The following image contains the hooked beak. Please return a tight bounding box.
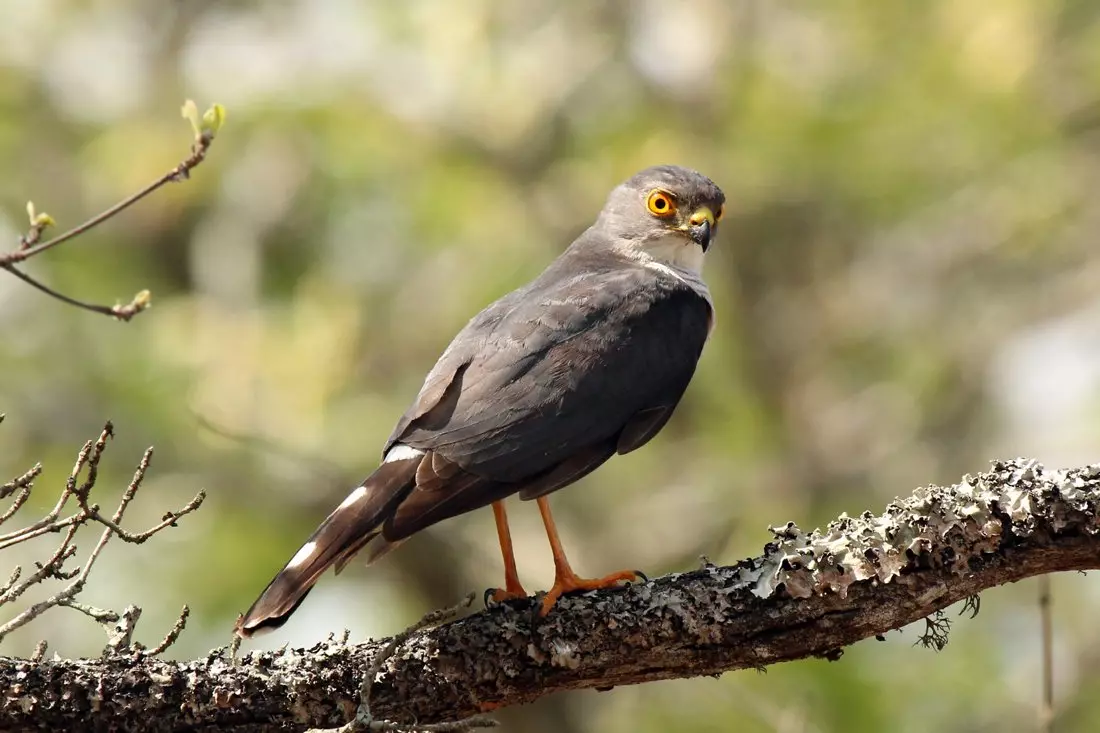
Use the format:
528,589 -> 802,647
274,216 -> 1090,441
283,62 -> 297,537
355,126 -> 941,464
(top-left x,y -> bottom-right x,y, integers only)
686,207 -> 716,251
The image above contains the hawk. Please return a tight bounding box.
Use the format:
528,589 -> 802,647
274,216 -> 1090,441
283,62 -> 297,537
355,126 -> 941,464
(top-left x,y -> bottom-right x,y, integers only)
236,165 -> 724,636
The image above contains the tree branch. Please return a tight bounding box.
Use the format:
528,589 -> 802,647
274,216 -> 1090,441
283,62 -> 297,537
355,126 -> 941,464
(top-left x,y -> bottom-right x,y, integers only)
3,457 -> 1100,732
0,422 -> 205,646
0,100 -> 224,320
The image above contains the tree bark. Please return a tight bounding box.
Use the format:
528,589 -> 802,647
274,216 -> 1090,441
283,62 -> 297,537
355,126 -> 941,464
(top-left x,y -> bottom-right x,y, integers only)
3,458 -> 1100,732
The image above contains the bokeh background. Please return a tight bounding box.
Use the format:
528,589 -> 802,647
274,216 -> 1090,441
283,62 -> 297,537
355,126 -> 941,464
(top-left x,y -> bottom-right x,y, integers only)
3,1 -> 1100,731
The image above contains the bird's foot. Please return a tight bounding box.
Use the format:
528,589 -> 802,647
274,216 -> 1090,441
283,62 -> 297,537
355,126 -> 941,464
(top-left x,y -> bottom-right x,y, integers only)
539,568 -> 645,616
484,579 -> 528,607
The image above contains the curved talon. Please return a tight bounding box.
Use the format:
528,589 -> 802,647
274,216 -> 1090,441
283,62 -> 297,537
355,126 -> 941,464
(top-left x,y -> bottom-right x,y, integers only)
631,569 -> 648,584
485,585 -> 527,607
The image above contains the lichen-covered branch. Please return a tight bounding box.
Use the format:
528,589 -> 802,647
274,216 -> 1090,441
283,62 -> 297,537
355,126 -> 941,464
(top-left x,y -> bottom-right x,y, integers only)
4,458 -> 1100,732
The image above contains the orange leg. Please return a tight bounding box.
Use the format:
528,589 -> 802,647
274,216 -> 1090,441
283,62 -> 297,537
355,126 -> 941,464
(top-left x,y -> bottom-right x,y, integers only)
487,500 -> 527,603
536,496 -> 641,616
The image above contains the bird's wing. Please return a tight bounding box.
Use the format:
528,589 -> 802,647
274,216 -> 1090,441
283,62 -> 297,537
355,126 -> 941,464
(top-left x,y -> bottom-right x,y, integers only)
381,259 -> 711,533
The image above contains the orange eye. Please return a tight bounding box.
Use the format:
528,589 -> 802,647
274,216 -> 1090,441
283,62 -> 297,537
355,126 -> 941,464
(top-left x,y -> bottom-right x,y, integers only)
646,190 -> 677,218
715,204 -> 725,222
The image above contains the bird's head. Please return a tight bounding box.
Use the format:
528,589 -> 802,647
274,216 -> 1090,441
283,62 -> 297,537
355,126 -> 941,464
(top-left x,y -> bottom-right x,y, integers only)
595,165 -> 725,275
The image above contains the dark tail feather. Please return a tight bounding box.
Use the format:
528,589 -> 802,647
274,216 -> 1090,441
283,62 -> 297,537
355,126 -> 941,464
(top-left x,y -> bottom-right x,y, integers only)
234,456 -> 420,638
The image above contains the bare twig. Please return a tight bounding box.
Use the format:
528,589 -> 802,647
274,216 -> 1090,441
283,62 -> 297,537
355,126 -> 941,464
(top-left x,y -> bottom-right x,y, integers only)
79,489 -> 206,545
0,515 -> 117,643
0,438 -> 94,550
0,101 -> 224,319
0,462 -> 40,500
1039,575 -> 1054,732
0,523 -> 81,607
0,485 -> 32,525
113,447 -> 153,522
0,567 -> 21,597
0,263 -> 151,321
0,423 -> 203,651
144,606 -> 190,657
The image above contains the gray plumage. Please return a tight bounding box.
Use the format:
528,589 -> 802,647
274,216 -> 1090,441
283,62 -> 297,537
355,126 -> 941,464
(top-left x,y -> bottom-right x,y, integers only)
236,165 -> 725,637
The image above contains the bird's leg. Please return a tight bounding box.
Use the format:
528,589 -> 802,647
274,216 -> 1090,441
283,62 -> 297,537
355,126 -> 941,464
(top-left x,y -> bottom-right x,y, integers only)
486,500 -> 527,603
536,496 -> 641,616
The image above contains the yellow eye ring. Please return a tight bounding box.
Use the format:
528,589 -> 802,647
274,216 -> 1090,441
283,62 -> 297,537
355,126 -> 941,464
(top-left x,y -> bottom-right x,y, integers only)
715,203 -> 725,222
646,190 -> 677,218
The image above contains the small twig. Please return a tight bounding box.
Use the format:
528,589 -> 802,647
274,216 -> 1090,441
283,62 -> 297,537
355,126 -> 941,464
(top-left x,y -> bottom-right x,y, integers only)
0,101 -> 224,319
0,424 -> 204,647
59,599 -> 143,654
74,424 -> 113,499
2,128 -> 218,267
144,606 -> 190,657
0,523 -> 80,609
29,639 -> 47,663
0,462 -> 40,500
0,485 -> 31,525
113,448 -> 153,523
0,514 -> 82,552
0,429 -> 112,550
195,414 -> 349,485
0,431 -> 97,545
0,440 -> 93,548
1039,575 -> 1054,733
70,432 -> 205,543
0,264 -> 151,321
0,567 -> 20,597
58,599 -> 119,626
82,490 -> 206,544
227,632 -> 242,664
0,516 -> 115,643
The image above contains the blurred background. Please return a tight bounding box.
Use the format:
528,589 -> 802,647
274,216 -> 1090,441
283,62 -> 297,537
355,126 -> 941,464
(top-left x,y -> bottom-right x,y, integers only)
3,1 -> 1100,731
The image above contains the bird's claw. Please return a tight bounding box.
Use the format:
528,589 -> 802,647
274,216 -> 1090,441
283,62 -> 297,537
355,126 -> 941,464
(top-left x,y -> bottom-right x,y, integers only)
484,586 -> 528,608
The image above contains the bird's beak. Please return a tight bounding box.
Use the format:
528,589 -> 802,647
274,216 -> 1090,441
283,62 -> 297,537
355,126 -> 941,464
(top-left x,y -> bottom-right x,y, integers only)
686,207 -> 715,251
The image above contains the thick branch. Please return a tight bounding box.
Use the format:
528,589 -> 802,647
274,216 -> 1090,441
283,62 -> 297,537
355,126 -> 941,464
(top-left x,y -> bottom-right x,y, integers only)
3,458 -> 1100,732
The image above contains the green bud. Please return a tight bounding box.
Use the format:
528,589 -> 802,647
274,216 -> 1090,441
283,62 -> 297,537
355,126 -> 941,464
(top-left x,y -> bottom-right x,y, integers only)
180,100 -> 202,137
26,202 -> 55,229
201,104 -> 226,136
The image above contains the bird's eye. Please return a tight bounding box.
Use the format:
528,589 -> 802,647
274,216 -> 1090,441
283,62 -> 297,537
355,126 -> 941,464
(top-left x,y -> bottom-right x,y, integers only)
646,191 -> 677,218
715,204 -> 725,222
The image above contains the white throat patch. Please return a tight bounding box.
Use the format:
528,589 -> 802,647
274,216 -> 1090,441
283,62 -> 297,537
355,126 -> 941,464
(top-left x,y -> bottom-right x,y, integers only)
633,233 -> 705,274
613,234 -> 712,305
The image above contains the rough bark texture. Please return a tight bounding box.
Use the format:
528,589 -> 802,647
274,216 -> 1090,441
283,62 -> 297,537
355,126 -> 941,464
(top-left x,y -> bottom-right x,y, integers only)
4,458 -> 1100,732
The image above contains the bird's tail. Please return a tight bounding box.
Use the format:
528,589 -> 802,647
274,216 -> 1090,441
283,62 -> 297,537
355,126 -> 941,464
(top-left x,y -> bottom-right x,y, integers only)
234,454 -> 421,638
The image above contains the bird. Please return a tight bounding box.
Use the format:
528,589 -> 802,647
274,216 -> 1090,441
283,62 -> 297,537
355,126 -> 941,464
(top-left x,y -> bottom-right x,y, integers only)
235,165 -> 725,637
